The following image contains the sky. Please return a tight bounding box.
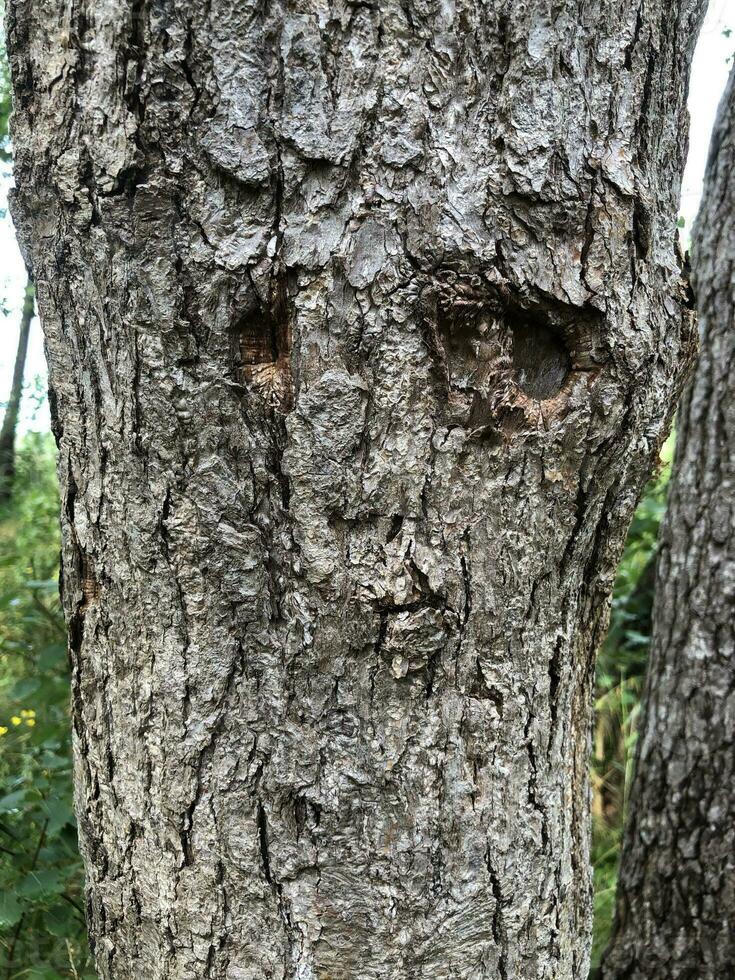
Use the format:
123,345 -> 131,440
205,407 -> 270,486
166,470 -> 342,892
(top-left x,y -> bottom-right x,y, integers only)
1,0 -> 733,434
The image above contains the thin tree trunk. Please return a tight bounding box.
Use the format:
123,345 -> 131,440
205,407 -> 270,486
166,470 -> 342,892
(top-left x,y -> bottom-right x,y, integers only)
600,63 -> 735,980
6,2 -> 704,977
0,275 -> 33,503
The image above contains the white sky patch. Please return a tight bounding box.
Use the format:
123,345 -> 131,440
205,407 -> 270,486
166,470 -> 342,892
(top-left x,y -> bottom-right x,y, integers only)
680,0 -> 735,237
0,2 -> 733,433
0,173 -> 49,432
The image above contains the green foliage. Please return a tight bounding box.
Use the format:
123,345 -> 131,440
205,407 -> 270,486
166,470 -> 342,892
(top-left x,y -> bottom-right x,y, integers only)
0,433 -> 92,979
589,435 -> 673,971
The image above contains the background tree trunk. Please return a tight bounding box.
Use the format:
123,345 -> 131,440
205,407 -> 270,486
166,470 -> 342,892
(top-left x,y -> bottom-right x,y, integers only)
7,2 -> 703,977
0,275 -> 34,503
600,63 -> 735,980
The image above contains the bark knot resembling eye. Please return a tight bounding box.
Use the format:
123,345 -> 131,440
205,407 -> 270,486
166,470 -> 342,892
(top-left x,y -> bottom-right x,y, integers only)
510,320 -> 571,400
235,304 -> 293,412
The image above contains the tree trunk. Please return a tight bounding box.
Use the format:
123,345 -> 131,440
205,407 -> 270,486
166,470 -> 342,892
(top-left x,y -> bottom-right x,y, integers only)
0,275 -> 34,503
6,2 -> 703,977
600,63 -> 735,980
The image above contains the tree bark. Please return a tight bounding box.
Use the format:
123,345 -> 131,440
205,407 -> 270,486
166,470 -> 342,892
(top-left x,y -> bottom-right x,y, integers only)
0,275 -> 34,503
6,2 -> 703,977
600,63 -> 735,980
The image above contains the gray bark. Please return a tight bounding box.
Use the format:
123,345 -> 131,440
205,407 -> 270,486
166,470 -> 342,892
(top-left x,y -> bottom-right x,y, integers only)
600,63 -> 735,980
0,275 -> 34,503
6,2 -> 703,977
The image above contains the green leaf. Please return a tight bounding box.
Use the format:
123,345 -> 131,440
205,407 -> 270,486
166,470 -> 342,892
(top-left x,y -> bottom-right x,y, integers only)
42,797 -> 75,837
0,890 -> 23,927
39,750 -> 71,771
0,789 -> 28,812
26,967 -> 66,980
623,630 -> 650,648
17,868 -> 66,899
38,643 -> 67,671
43,901 -> 81,937
9,676 -> 41,699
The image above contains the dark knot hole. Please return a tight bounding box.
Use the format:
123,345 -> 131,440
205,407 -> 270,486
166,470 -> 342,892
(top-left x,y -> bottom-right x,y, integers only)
234,302 -> 293,412
510,318 -> 571,400
238,308 -> 285,367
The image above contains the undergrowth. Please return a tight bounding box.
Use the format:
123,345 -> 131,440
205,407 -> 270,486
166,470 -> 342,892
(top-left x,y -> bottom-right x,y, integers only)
0,432 -> 91,979
589,435 -> 673,970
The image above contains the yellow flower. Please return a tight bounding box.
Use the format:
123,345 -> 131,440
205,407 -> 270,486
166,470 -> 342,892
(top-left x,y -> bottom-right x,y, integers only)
25,718 -> 36,727
20,709 -> 35,719
10,716 -> 21,726
0,726 -> 7,736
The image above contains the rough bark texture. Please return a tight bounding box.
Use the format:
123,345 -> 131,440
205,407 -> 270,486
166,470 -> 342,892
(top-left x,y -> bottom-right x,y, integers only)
600,64 -> 735,980
7,2 -> 703,977
0,276 -> 34,503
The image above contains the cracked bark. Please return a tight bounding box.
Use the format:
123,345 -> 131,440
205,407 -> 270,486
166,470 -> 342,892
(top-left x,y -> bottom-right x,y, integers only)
6,1 -> 703,977
600,62 -> 735,980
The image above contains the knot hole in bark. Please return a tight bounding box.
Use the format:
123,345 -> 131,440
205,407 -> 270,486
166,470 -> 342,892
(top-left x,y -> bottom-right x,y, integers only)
236,301 -> 292,412
428,280 -> 584,436
77,551 -> 100,615
510,318 -> 571,400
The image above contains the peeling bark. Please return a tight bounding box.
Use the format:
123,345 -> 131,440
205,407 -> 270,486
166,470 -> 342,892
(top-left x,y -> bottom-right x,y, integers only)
601,63 -> 735,980
6,1 -> 703,977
